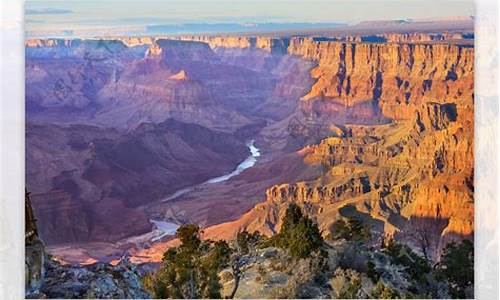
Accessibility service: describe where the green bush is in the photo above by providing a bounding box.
[383,238,431,284]
[330,217,371,242]
[272,204,323,259]
[370,281,400,299]
[236,230,262,254]
[435,240,473,298]
[176,224,201,252]
[144,225,231,299]
[236,231,250,254]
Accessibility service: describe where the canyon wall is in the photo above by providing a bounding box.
[172,35,473,122]
[287,38,473,119]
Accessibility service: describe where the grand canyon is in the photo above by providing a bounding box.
[25,17,474,299]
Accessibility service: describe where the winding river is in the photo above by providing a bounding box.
[160,139,260,202]
[206,140,261,183]
[150,140,261,238]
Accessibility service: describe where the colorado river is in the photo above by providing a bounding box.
[206,140,261,183]
[161,139,261,202]
[152,140,261,237]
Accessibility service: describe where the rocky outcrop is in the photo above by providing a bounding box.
[169,69,188,80]
[216,238,443,299]
[201,98,473,261]
[25,190,151,299]
[287,38,473,120]
[25,190,45,297]
[36,258,151,299]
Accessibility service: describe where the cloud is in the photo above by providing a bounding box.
[25,8,73,15]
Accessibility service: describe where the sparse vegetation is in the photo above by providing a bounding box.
[370,281,400,299]
[329,268,363,299]
[269,251,327,299]
[330,217,371,242]
[143,204,474,299]
[435,240,474,298]
[383,238,431,284]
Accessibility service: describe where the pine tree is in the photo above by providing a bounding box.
[144,225,231,298]
[435,240,473,298]
[273,203,323,259]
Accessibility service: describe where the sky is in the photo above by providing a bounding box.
[25,0,475,37]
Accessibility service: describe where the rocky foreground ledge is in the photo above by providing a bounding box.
[26,191,151,299]
[27,258,151,299]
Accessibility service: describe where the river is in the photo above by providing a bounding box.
[150,140,261,238]
[205,139,261,183]
[160,139,260,202]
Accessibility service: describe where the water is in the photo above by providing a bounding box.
[149,220,180,242]
[152,140,261,240]
[161,139,261,202]
[205,139,261,183]
[162,186,194,202]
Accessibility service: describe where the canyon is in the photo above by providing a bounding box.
[25,25,474,264]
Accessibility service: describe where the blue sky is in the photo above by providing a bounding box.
[25,0,474,37]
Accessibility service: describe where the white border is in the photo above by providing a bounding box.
[1,0,24,299]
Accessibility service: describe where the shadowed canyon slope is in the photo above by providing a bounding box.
[26,32,473,263]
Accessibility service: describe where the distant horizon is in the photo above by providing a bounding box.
[25,0,474,38]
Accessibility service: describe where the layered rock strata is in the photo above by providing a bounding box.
[26,33,474,263]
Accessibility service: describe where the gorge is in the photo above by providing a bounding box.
[25,26,474,266]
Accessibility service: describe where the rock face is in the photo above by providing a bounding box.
[287,38,473,119]
[37,258,151,299]
[25,190,45,297]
